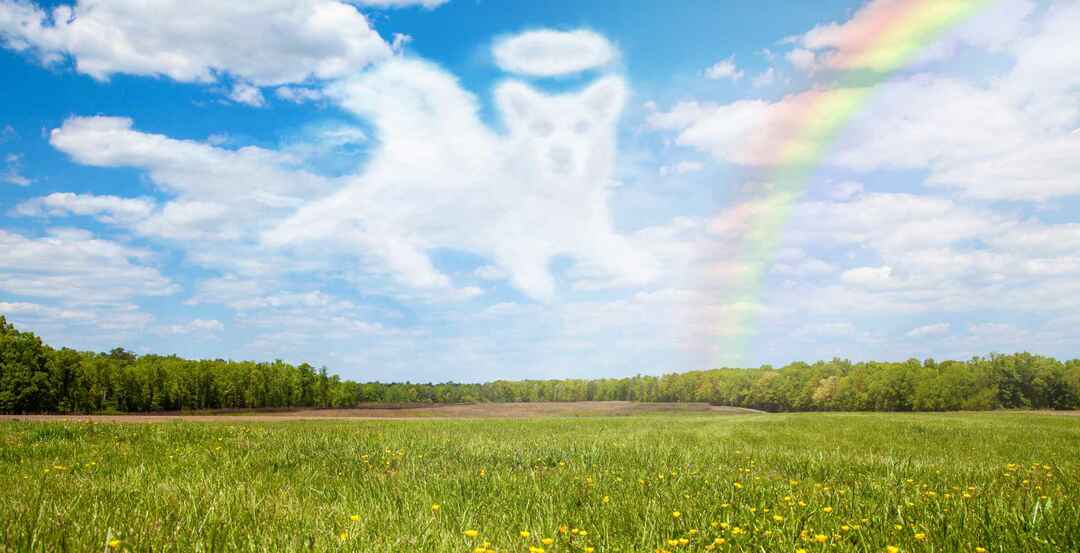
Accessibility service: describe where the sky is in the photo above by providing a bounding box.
[1,0,1079,383]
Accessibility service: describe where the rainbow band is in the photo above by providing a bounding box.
[717,0,995,363]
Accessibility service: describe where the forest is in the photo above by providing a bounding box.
[2,315,1079,413]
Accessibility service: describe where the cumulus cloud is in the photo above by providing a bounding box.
[906,322,951,338]
[703,55,743,81]
[492,29,616,77]
[793,0,1034,72]
[47,116,331,242]
[264,59,655,300]
[14,192,155,224]
[646,1,1080,201]
[704,192,1080,323]
[0,0,391,93]
[274,86,325,103]
[18,117,342,293]
[228,83,266,107]
[651,45,1080,201]
[155,318,224,335]
[647,87,867,167]
[784,48,818,73]
[0,227,176,304]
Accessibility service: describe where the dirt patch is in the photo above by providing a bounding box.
[0,402,762,423]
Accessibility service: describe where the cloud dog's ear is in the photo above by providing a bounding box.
[580,76,626,123]
[496,80,543,130]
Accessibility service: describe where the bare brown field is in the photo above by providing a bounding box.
[0,401,763,423]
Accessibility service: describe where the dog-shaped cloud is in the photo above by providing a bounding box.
[264,58,655,300]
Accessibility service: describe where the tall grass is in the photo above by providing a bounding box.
[1,412,1077,552]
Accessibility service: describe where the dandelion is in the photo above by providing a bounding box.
[464,530,479,538]
[541,537,554,545]
[350,514,360,522]
[914,532,927,541]
[520,530,530,538]
[672,511,681,518]
[431,503,441,512]
[108,539,121,550]
[887,547,900,553]
[814,534,828,543]
[338,530,348,541]
[822,506,833,513]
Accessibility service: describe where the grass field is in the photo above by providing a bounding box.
[1,410,1078,552]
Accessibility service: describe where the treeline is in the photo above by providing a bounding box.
[2,315,1079,413]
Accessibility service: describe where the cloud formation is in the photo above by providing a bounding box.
[493,29,616,77]
[0,0,392,96]
[265,59,654,300]
[703,56,743,81]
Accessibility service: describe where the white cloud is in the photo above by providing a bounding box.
[703,55,743,81]
[228,83,266,107]
[48,116,331,241]
[391,32,413,54]
[156,318,224,335]
[0,227,176,304]
[274,86,325,103]
[700,191,1080,329]
[751,67,775,88]
[352,0,447,7]
[0,0,391,87]
[646,2,1080,201]
[492,29,616,77]
[0,301,96,323]
[785,48,818,72]
[841,265,895,289]
[651,72,1080,199]
[794,0,1034,72]
[265,59,655,300]
[14,192,155,224]
[647,88,867,166]
[2,152,30,185]
[906,322,950,338]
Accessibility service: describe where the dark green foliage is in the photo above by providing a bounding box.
[1,315,1079,413]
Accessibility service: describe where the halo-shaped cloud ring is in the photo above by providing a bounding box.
[493,29,617,77]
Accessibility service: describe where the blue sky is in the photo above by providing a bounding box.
[1,0,1079,383]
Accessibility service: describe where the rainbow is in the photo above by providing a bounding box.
[713,0,995,363]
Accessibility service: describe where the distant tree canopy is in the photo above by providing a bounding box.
[1,315,1079,413]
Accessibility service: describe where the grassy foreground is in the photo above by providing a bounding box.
[1,412,1078,552]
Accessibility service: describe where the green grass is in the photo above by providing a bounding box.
[1,412,1078,552]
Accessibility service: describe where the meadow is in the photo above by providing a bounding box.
[1,410,1078,552]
